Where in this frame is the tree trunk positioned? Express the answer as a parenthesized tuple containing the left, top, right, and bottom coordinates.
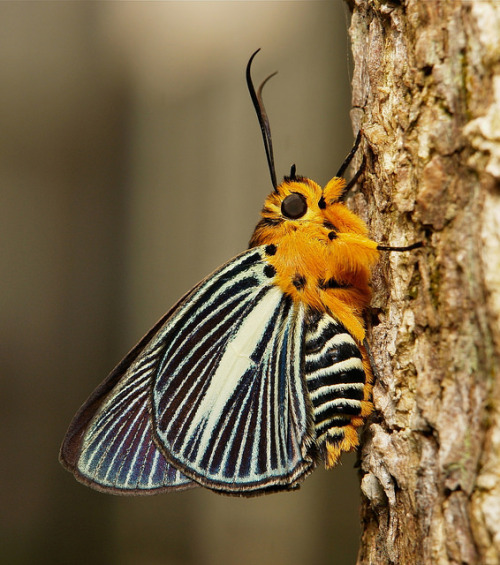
(347, 1, 500, 564)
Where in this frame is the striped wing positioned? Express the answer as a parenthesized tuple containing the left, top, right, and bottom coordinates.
(150, 248, 315, 493)
(60, 247, 315, 495)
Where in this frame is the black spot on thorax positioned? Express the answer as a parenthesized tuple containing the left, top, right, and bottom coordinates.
(265, 244, 277, 256)
(292, 274, 306, 291)
(264, 264, 276, 278)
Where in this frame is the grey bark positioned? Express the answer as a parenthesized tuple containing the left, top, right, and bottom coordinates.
(347, 1, 500, 564)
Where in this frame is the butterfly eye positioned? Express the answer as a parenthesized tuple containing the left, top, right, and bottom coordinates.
(281, 193, 307, 219)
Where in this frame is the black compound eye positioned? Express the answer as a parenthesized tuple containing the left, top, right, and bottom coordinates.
(281, 193, 307, 219)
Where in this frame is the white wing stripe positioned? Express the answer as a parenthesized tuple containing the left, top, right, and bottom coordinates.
(184, 287, 283, 459)
(161, 282, 258, 377)
(164, 295, 260, 431)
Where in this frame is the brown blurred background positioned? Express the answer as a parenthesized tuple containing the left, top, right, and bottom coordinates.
(1, 2, 360, 564)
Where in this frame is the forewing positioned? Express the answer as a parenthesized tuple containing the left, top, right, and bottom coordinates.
(150, 247, 316, 494)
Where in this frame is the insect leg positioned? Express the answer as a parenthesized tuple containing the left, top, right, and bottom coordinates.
(377, 242, 423, 252)
(336, 130, 363, 178)
(341, 155, 366, 198)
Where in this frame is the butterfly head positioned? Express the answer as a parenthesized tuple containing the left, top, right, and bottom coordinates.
(249, 172, 378, 250)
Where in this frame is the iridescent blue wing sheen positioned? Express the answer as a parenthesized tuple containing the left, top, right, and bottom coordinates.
(60, 297, 196, 494)
(60, 246, 316, 496)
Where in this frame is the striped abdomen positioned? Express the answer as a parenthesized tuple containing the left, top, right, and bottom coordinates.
(304, 311, 366, 455)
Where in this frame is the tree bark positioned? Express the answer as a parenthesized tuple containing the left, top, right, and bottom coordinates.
(347, 2, 500, 564)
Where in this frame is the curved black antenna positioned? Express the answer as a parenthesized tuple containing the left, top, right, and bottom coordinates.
(246, 49, 278, 191)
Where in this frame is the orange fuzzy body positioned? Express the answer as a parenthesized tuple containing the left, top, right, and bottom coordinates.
(249, 176, 379, 342)
(249, 175, 378, 467)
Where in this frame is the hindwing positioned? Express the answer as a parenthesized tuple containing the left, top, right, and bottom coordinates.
(60, 293, 198, 494)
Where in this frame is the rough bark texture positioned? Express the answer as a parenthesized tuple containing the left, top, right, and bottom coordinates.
(347, 2, 500, 564)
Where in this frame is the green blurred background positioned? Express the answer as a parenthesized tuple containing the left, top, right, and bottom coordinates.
(1, 2, 360, 564)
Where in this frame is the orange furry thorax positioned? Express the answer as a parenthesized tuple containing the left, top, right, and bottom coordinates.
(249, 176, 379, 342)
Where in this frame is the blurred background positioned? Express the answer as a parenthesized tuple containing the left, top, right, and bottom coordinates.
(1, 2, 359, 564)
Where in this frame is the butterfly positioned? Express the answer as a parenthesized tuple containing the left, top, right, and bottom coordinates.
(60, 49, 421, 497)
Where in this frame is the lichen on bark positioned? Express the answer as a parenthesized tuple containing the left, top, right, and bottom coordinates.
(347, 1, 500, 564)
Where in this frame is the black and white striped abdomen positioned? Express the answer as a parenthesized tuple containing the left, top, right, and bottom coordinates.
(304, 311, 366, 446)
